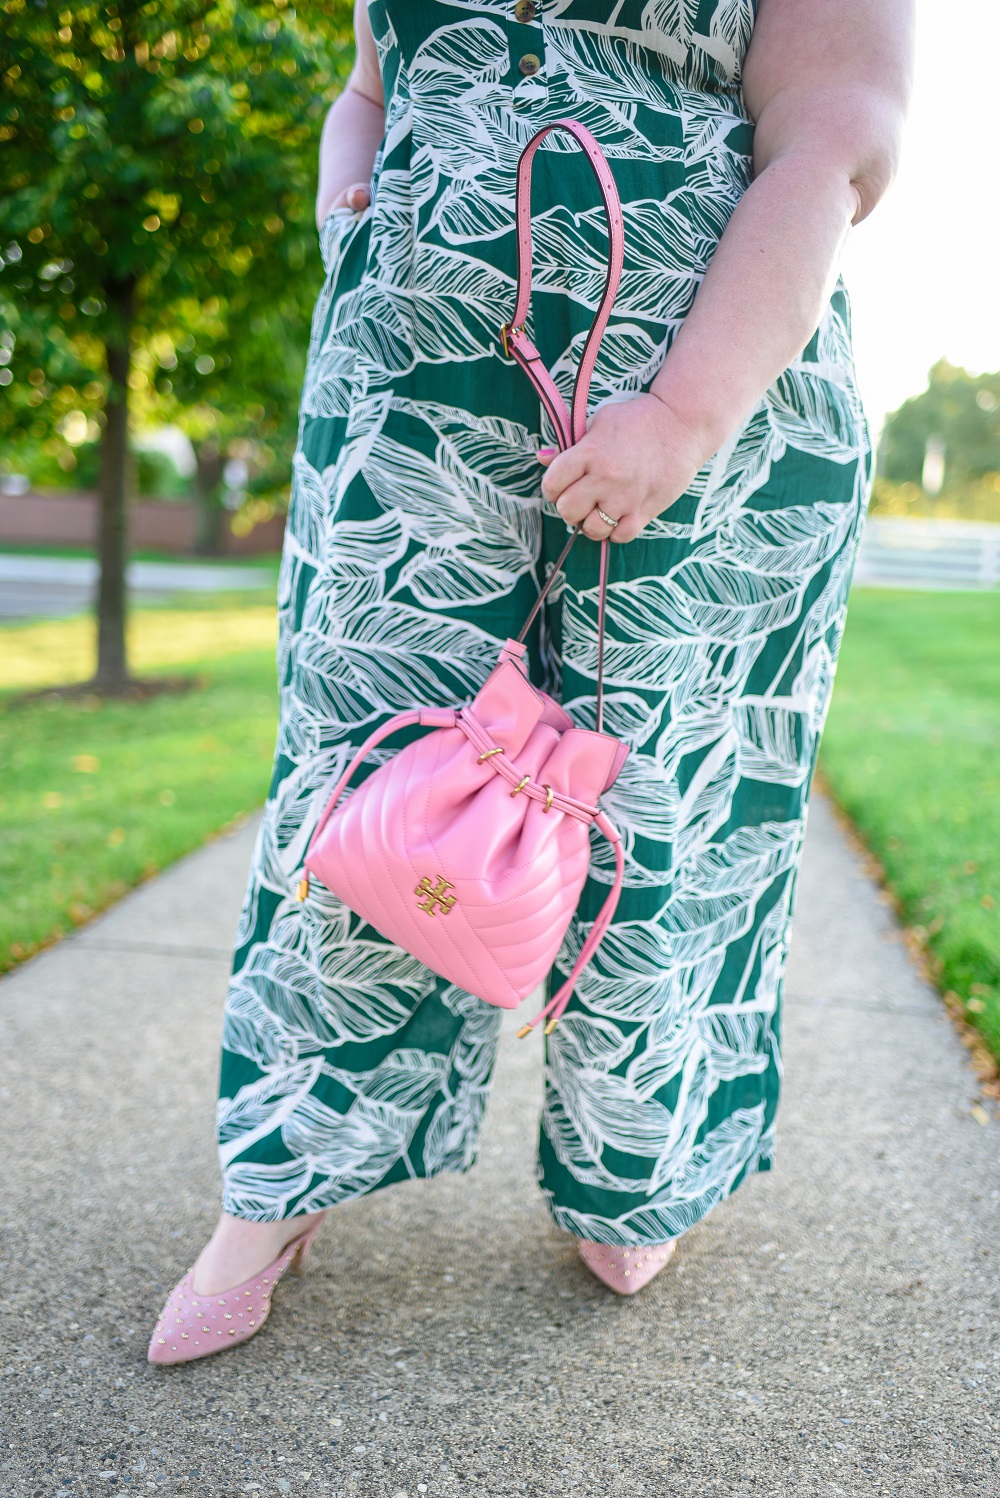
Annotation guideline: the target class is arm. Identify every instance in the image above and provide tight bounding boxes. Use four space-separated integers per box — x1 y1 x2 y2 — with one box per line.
315 0 386 228
541 0 915 543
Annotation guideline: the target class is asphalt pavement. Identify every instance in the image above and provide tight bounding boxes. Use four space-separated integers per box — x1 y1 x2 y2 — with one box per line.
1 793 997 1497
0 554 275 619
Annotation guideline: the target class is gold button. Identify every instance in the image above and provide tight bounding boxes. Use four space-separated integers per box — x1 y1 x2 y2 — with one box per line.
518 52 541 76
514 0 537 19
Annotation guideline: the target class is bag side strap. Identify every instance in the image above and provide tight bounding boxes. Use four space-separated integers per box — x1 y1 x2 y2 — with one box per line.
297 707 457 895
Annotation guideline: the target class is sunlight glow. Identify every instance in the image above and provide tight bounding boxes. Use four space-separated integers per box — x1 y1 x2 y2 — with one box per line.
841 0 1000 434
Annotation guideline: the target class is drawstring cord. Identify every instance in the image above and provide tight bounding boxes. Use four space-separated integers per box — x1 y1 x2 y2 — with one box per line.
516 816 624 1037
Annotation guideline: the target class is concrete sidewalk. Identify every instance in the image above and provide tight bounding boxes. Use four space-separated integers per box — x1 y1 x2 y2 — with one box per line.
1 794 997 1497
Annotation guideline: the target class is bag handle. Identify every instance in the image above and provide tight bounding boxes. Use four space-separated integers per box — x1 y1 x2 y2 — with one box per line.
500 118 625 447
499 119 624 736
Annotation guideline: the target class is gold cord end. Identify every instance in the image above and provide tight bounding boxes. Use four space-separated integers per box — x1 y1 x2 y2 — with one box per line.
295 878 310 901
516 1023 534 1039
544 1017 559 1035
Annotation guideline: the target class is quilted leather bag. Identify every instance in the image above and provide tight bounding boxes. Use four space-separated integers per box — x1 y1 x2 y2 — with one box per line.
296 119 627 1037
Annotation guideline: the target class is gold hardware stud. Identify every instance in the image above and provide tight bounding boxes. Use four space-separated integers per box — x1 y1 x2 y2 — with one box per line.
228 1328 237 1335
415 875 456 915
517 1023 534 1039
543 784 554 812
510 774 530 797
477 746 504 764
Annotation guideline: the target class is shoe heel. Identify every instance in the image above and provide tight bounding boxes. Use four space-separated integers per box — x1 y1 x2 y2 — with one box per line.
290 1220 323 1276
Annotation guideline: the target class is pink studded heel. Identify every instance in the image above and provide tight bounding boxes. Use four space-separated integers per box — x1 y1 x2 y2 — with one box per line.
578 1238 676 1295
147 1217 324 1366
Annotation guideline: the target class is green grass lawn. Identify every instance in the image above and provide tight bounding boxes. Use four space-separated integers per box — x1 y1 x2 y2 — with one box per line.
0 603 279 972
820 587 1000 1063
0 541 282 568
2 587 998 1077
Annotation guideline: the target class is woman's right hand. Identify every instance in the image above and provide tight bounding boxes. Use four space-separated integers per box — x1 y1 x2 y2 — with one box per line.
329 181 372 215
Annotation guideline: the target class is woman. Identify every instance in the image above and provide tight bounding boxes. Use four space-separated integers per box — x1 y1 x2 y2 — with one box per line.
149 0 912 1361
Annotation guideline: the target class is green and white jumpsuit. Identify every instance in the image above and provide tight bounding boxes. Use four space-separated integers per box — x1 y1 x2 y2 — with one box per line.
216 0 872 1246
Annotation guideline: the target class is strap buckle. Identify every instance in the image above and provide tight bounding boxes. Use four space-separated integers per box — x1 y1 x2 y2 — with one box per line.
499 320 524 358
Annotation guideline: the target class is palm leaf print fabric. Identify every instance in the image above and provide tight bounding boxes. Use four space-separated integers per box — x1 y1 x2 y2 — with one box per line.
217 0 872 1246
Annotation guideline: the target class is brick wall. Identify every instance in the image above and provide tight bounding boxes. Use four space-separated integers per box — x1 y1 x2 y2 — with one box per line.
0 491 285 556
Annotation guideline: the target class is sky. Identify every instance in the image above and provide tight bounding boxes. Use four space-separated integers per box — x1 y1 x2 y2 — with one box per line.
841 0 1000 435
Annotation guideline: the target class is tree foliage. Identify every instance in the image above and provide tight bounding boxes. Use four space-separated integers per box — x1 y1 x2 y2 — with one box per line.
879 360 1000 487
0 0 355 686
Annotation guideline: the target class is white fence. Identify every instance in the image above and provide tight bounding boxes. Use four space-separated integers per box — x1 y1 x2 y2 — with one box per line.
854 517 1000 591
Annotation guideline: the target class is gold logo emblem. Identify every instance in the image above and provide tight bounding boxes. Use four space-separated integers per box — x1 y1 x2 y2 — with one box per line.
415 876 456 916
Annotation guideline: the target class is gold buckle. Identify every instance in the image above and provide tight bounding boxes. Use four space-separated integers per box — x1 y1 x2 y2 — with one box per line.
499 320 523 358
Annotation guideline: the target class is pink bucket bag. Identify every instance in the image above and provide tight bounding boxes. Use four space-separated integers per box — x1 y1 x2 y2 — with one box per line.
296 119 626 1038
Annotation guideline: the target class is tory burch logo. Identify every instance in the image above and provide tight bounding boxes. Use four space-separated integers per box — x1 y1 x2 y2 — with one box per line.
415 876 456 916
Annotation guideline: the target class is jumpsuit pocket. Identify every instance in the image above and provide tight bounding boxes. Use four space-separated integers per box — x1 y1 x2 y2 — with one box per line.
319 203 367 278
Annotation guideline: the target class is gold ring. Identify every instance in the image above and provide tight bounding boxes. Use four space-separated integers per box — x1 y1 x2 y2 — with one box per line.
596 508 620 528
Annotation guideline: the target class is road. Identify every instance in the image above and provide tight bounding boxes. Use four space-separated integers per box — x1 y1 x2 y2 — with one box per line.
0 553 274 619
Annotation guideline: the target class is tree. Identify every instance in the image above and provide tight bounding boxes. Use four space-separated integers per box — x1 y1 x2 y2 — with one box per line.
879 360 1000 490
139 284 314 555
0 0 354 691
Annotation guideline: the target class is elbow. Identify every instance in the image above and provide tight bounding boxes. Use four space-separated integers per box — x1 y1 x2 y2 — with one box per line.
847 126 904 224
753 82 908 227
821 82 910 224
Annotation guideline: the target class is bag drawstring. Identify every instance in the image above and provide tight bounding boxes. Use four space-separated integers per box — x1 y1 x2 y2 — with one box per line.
516 815 624 1037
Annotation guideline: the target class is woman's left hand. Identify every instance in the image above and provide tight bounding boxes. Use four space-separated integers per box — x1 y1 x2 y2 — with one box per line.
537 392 712 543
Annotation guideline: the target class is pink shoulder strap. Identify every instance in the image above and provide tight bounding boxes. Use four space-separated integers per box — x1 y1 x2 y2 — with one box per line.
499 118 625 449
500 119 623 736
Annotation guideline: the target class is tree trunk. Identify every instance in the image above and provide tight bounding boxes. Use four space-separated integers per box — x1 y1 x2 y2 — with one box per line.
193 441 225 555
94 279 135 691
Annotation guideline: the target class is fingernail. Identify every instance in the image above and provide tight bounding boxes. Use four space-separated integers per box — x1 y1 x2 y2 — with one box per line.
537 446 555 459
